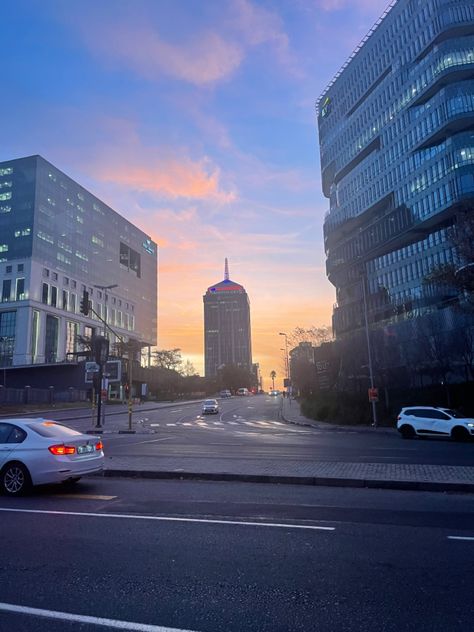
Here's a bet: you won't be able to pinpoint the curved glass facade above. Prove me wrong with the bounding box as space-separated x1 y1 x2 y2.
317 0 474 337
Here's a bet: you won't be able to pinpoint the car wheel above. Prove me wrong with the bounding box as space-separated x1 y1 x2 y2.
1 462 32 496
451 426 470 442
400 425 415 439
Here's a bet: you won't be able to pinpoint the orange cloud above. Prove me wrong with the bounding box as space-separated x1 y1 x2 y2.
96 159 236 203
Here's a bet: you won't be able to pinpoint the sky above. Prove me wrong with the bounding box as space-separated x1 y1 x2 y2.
1 0 392 386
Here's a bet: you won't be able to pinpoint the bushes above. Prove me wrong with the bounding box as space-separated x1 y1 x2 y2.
301 392 378 426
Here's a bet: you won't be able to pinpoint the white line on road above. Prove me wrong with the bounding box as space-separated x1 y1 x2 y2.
447 536 474 541
0 507 335 531
170 409 183 413
0 602 199 632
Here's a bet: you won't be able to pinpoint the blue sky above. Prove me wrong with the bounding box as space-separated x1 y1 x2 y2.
1 0 392 381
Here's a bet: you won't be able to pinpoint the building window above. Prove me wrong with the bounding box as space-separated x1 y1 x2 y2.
120 242 141 278
42 283 49 304
0 310 16 367
31 310 39 363
2 279 11 302
6 265 12 274
17 264 23 272
45 315 58 363
0 192 12 201
70 293 76 313
0 244 8 253
16 278 25 301
66 321 78 355
84 325 94 340
62 290 68 310
0 167 13 176
50 286 58 308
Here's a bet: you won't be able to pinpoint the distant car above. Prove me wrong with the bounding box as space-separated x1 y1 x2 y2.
202 399 219 415
0 419 104 496
397 407 474 441
269 390 280 396
236 388 249 396
219 390 232 398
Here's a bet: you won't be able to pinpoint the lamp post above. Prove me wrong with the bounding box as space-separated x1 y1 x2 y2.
361 275 378 428
92 283 118 428
279 332 290 399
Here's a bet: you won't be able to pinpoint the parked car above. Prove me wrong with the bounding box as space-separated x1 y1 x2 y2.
202 399 219 415
219 390 232 398
0 418 105 496
397 407 474 441
269 390 280 396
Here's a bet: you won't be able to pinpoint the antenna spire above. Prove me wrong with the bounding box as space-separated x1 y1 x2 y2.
224 258 229 280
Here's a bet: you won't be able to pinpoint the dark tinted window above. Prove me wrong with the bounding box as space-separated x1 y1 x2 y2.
0 423 13 442
7 425 27 443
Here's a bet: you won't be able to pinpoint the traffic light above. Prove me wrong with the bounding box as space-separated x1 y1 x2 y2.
80 290 90 316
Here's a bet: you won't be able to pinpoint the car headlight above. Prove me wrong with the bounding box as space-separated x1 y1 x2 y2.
467 423 474 428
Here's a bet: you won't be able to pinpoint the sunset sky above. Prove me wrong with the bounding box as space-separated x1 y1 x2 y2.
2 0 391 386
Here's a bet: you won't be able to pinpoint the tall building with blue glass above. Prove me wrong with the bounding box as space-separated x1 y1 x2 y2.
317 0 474 338
0 155 157 369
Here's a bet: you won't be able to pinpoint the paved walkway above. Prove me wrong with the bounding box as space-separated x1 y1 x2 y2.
101 398 474 493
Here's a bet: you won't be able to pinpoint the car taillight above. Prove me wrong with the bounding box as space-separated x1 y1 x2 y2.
48 444 76 455
95 441 103 451
397 415 401 420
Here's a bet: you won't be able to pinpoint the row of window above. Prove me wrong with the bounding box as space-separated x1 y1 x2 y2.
322 41 474 174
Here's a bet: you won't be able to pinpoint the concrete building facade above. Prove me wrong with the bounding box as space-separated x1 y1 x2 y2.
0 155 157 373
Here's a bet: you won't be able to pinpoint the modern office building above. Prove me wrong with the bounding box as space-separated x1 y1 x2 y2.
203 259 252 377
0 155 157 378
317 0 474 338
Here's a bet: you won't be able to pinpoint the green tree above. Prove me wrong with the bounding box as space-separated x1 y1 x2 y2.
152 348 183 371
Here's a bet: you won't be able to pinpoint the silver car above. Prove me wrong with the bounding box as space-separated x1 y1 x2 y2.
0 418 104 496
202 399 219 415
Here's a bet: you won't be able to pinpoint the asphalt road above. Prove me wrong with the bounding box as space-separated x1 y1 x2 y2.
40 395 474 467
1 477 473 631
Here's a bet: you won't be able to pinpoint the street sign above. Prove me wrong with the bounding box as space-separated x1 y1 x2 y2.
85 362 100 373
368 387 379 402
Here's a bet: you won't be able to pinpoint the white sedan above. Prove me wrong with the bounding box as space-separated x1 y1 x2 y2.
0 418 104 496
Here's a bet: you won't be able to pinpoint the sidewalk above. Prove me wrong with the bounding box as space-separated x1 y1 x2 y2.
102 398 474 494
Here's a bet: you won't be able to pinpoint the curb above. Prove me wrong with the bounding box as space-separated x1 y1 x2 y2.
279 403 396 434
102 468 474 493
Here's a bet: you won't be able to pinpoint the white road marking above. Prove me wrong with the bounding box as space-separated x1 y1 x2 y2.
182 423 192 426
150 423 160 427
109 437 173 447
0 602 199 632
0 507 335 531
166 423 177 426
212 421 223 425
55 494 117 501
170 409 183 413
228 422 238 425
447 536 474 541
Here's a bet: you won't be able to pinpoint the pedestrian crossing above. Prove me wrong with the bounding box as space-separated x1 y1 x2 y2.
147 419 291 430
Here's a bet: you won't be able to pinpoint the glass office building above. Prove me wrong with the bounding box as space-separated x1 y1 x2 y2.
0 155 157 367
317 0 474 338
203 260 252 378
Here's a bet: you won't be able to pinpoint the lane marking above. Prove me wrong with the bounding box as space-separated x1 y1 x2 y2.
0 507 335 531
150 423 160 427
170 409 183 413
109 437 173 447
166 423 177 427
54 494 117 501
447 536 474 541
0 602 198 632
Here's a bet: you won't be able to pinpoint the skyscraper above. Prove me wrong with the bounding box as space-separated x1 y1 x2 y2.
317 0 474 338
203 259 252 378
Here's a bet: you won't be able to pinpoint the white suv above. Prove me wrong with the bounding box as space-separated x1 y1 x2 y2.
397 407 474 441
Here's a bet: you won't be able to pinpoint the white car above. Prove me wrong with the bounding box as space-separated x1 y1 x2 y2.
397 407 474 441
0 418 104 496
202 399 219 415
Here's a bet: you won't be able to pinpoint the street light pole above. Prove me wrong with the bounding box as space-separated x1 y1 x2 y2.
361 275 378 428
279 332 290 401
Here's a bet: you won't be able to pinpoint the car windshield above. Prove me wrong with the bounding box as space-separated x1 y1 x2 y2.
204 400 216 405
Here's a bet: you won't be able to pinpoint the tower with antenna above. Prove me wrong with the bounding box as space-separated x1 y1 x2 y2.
203 259 252 378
